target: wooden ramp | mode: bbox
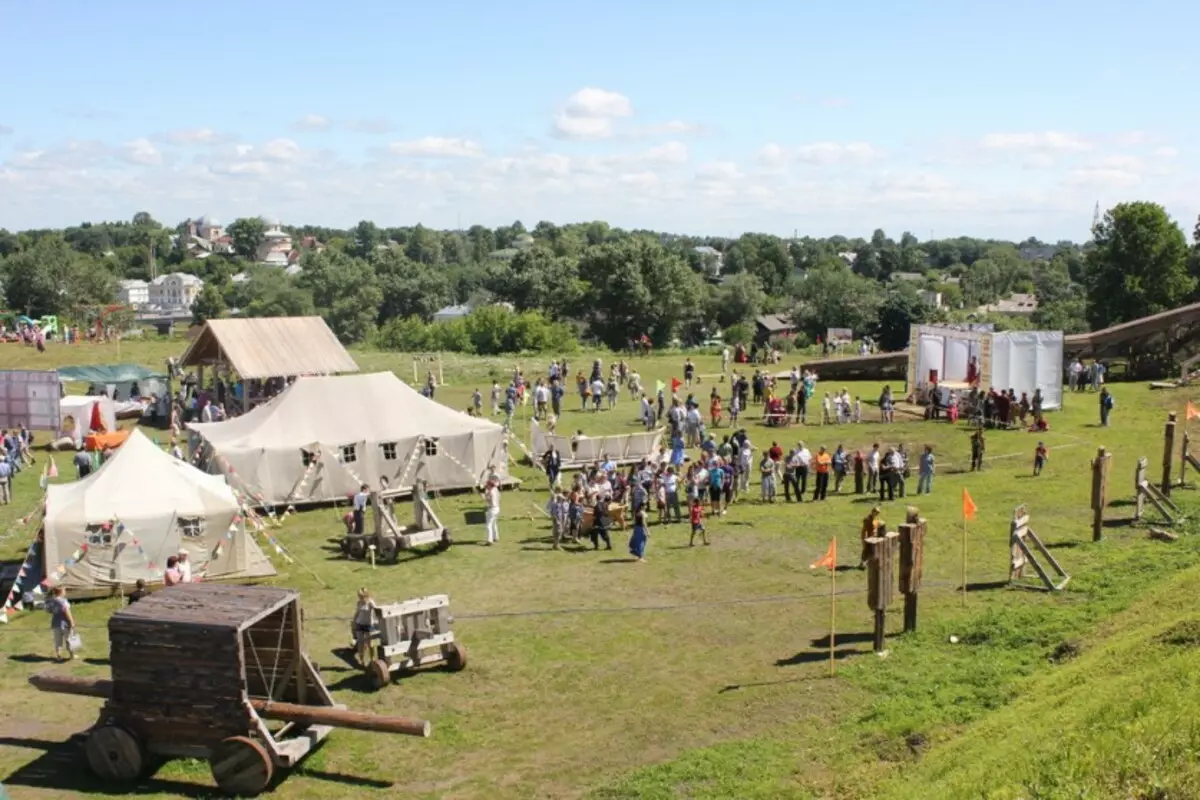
[1009,504,1070,592]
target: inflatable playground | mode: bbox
[0,313,58,341]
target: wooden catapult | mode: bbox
[1135,457,1180,525]
[336,593,467,689]
[29,584,430,797]
[1009,504,1070,591]
[341,478,452,562]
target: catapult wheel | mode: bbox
[84,724,145,782]
[210,735,275,797]
[368,657,392,689]
[377,536,398,562]
[348,538,366,560]
[438,529,452,551]
[443,641,467,671]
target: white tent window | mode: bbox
[178,517,205,538]
[380,442,398,461]
[423,438,439,456]
[85,523,114,548]
[301,449,317,467]
[341,444,358,464]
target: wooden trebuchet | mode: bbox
[33,584,433,797]
[28,674,431,737]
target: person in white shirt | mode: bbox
[795,443,812,498]
[484,479,501,544]
[866,443,881,494]
[590,378,605,411]
[352,484,370,534]
[170,439,184,460]
[721,347,730,373]
[177,549,193,583]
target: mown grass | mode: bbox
[0,335,1196,799]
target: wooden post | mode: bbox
[899,514,926,634]
[866,531,898,654]
[291,602,306,705]
[1182,431,1190,488]
[1135,457,1147,521]
[1091,447,1110,542]
[1163,412,1177,496]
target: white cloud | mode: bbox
[1156,146,1179,158]
[757,141,882,166]
[121,138,162,166]
[388,137,485,158]
[292,114,332,131]
[553,87,633,140]
[1067,167,1141,188]
[161,128,224,146]
[261,138,303,161]
[345,117,393,134]
[643,120,702,135]
[0,124,12,136]
[980,131,1093,152]
[640,141,689,165]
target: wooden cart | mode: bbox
[341,480,451,562]
[29,583,430,797]
[336,593,467,689]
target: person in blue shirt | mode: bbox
[0,452,13,505]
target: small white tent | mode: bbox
[43,429,275,596]
[57,395,117,448]
[187,372,511,506]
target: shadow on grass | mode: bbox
[809,632,878,648]
[1108,498,1137,508]
[0,736,212,797]
[775,648,868,666]
[1045,541,1083,549]
[964,580,1010,592]
[599,558,640,565]
[718,674,827,693]
[6,654,58,664]
[1103,518,1136,529]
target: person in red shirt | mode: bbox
[768,441,783,462]
[689,497,709,546]
[1033,442,1048,476]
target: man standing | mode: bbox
[1099,387,1114,427]
[0,452,12,505]
[866,443,881,494]
[970,429,986,471]
[783,446,802,502]
[484,478,501,545]
[352,483,370,535]
[812,446,832,501]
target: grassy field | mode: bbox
[2,335,1199,799]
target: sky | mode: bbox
[1,0,1198,241]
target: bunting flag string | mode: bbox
[1,536,41,623]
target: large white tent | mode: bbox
[907,324,1065,409]
[42,429,275,596]
[187,372,511,506]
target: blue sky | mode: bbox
[1,0,1197,240]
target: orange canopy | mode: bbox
[85,430,131,452]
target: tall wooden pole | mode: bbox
[1163,412,1177,497]
[960,515,967,607]
[1181,431,1189,488]
[829,553,836,678]
[1091,447,1109,542]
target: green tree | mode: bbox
[578,238,704,348]
[371,248,451,322]
[876,283,929,351]
[298,250,384,343]
[227,217,268,259]
[351,220,381,259]
[2,235,115,316]
[710,272,767,329]
[236,272,316,318]
[405,224,444,265]
[724,233,793,294]
[191,282,227,324]
[792,263,882,339]
[1085,202,1192,329]
[490,246,584,319]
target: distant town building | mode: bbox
[513,233,535,250]
[978,293,1038,316]
[117,279,150,307]
[838,251,858,265]
[890,271,925,283]
[256,216,293,266]
[434,304,472,322]
[693,245,724,277]
[919,289,943,309]
[180,214,234,259]
[755,313,796,342]
[149,273,204,311]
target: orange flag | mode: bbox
[1188,402,1200,421]
[962,487,977,521]
[670,377,682,394]
[810,537,837,570]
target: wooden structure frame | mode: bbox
[342,479,452,562]
[30,583,430,796]
[898,507,926,633]
[1135,457,1180,524]
[340,594,467,689]
[865,530,898,653]
[1180,430,1200,486]
[1009,504,1070,591]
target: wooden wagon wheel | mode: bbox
[438,529,452,551]
[443,641,467,671]
[84,724,145,782]
[368,657,392,689]
[377,536,398,562]
[348,538,366,560]
[210,735,274,797]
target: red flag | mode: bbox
[1188,402,1200,422]
[962,487,977,521]
[670,377,682,394]
[47,458,58,479]
[810,537,836,570]
[89,401,105,433]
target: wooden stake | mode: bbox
[1091,447,1109,542]
[1163,412,1177,497]
[829,554,836,678]
[961,515,967,607]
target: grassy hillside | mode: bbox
[0,334,1197,799]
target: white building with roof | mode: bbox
[149,273,204,311]
[256,215,293,266]
[117,279,150,307]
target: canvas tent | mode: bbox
[907,324,1064,410]
[42,429,275,597]
[57,395,117,448]
[531,419,664,470]
[57,363,167,401]
[187,372,511,506]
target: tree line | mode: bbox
[1,203,1198,353]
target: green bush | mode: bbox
[375,306,578,356]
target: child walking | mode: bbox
[916,445,935,494]
[689,497,709,546]
[1033,441,1048,476]
[353,588,377,667]
[47,586,77,662]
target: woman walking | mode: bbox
[628,508,649,562]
